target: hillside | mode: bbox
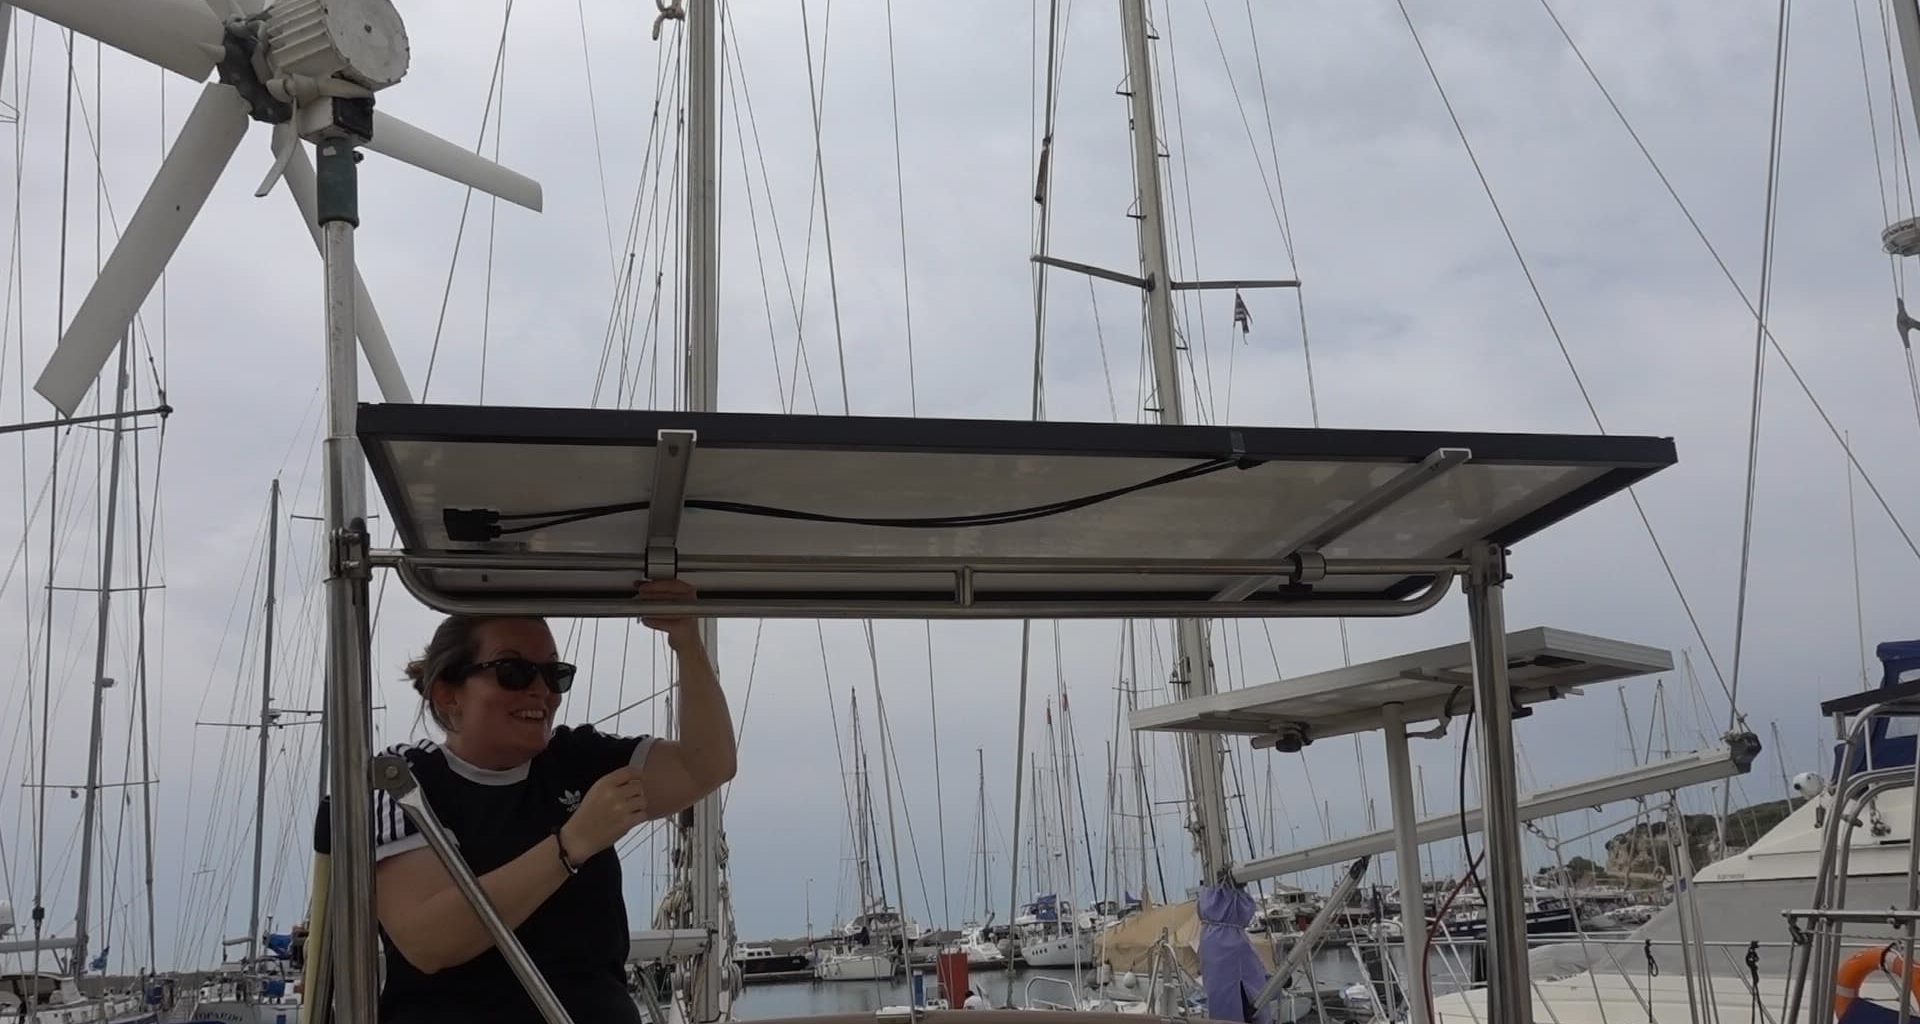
[1601,798,1798,878]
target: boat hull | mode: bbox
[815,953,895,981]
[1019,932,1096,968]
[735,951,813,984]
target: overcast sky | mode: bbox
[2,0,1919,974]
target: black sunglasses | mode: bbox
[459,657,577,694]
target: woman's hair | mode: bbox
[405,615,506,730]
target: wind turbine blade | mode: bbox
[34,84,248,415]
[11,0,222,83]
[365,110,543,212]
[281,143,414,403]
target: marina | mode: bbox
[0,0,1916,1023]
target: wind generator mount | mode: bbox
[216,0,409,151]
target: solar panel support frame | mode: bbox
[1229,739,1758,883]
[372,549,1464,620]
[644,430,696,581]
[1465,540,1531,1024]
[1210,446,1469,603]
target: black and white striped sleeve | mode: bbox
[372,742,428,862]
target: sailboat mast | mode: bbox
[679,0,726,1014]
[248,479,281,968]
[977,748,989,919]
[1046,701,1077,911]
[73,337,131,978]
[850,691,874,916]
[1029,757,1044,896]
[129,360,159,973]
[871,670,914,942]
[1116,0,1233,881]
[1125,624,1155,903]
[1061,694,1100,903]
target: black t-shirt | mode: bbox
[371,726,653,1024]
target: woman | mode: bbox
[371,580,736,1023]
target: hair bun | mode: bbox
[405,660,428,693]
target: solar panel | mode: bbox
[357,404,1675,619]
[1128,626,1673,748]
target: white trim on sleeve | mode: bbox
[630,735,659,770]
[374,833,429,863]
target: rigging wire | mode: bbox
[721,50,796,412]
[7,20,37,936]
[478,33,509,405]
[1151,0,1219,426]
[1880,0,1920,228]
[1028,0,1067,419]
[34,25,77,978]
[588,28,682,406]
[573,0,618,276]
[1851,0,1903,298]
[881,0,919,415]
[1236,0,1320,423]
[1397,0,1746,710]
[815,625,861,907]
[1008,0,1060,927]
[1726,0,1795,747]
[1536,0,1920,567]
[718,31,818,415]
[796,0,855,416]
[865,627,939,931]
[870,0,953,926]
[418,0,516,400]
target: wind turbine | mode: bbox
[18,0,544,416]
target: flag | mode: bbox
[1232,292,1251,337]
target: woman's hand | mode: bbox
[637,579,701,648]
[559,766,650,859]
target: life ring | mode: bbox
[1835,946,1920,1019]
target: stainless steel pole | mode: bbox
[317,137,380,1024]
[1464,541,1529,1024]
[1381,702,1429,1024]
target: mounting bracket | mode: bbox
[644,430,697,581]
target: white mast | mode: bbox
[870,664,914,948]
[247,479,281,968]
[72,336,131,978]
[849,690,874,918]
[1115,0,1233,882]
[128,355,159,974]
[976,749,990,921]
[1126,622,1154,904]
[679,0,727,1017]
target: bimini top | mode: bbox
[357,403,1676,619]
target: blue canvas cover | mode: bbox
[1836,640,1920,777]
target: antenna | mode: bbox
[16,0,544,416]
